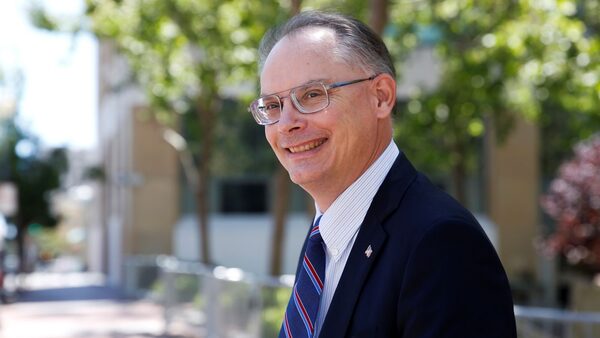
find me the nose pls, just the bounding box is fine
[277,97,304,134]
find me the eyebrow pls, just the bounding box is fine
[260,78,329,97]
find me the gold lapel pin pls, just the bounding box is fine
[365,245,373,258]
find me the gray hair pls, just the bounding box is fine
[258,11,396,78]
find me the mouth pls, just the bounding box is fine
[287,139,327,154]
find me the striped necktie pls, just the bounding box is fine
[279,216,326,338]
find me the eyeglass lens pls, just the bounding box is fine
[253,82,329,124]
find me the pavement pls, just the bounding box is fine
[0,271,179,338]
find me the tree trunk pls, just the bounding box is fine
[369,0,389,36]
[16,221,27,273]
[269,164,291,276]
[290,0,302,15]
[196,101,214,265]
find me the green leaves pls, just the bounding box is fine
[0,120,68,229]
[78,0,600,192]
[85,0,284,175]
[390,0,600,183]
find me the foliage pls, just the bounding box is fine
[541,134,600,276]
[84,0,283,149]
[387,0,600,193]
[1,59,69,271]
[0,120,68,229]
[540,102,600,178]
[76,0,293,263]
[151,274,290,335]
[82,165,106,182]
[0,117,68,271]
[30,227,70,262]
[261,286,291,337]
[302,0,369,20]
[25,0,295,178]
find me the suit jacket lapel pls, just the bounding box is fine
[319,213,387,337]
[318,152,417,337]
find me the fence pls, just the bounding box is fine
[515,306,600,338]
[123,255,600,338]
[124,255,294,337]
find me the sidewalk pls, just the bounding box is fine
[0,272,177,338]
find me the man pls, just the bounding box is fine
[249,11,516,338]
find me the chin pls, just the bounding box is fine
[288,171,317,187]
[288,173,308,186]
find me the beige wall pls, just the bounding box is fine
[98,40,180,284]
[487,116,540,281]
[130,108,179,255]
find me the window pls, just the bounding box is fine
[220,180,268,213]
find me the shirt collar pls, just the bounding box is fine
[316,140,399,261]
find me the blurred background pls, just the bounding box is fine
[0,0,599,337]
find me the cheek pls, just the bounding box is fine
[265,128,277,150]
[265,127,274,148]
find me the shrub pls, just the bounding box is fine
[541,134,600,276]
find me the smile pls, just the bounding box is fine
[288,139,326,153]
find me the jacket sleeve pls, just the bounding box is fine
[396,219,517,338]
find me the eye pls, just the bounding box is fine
[264,102,281,111]
[258,97,281,112]
[301,88,326,101]
[306,91,323,98]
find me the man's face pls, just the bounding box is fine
[260,28,389,205]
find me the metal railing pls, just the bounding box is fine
[123,255,163,299]
[124,255,294,337]
[515,305,600,338]
[123,255,600,338]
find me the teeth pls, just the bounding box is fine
[289,139,325,153]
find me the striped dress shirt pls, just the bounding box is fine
[313,140,399,336]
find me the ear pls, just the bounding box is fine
[370,73,396,119]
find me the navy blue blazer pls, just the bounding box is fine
[296,152,516,337]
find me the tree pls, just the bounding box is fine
[541,134,600,277]
[75,0,288,264]
[540,0,600,177]
[1,68,69,273]
[0,120,68,272]
[387,0,600,203]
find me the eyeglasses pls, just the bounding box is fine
[248,75,377,125]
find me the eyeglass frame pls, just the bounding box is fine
[248,74,378,125]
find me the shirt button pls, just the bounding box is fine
[330,248,339,256]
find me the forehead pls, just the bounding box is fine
[260,27,349,94]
